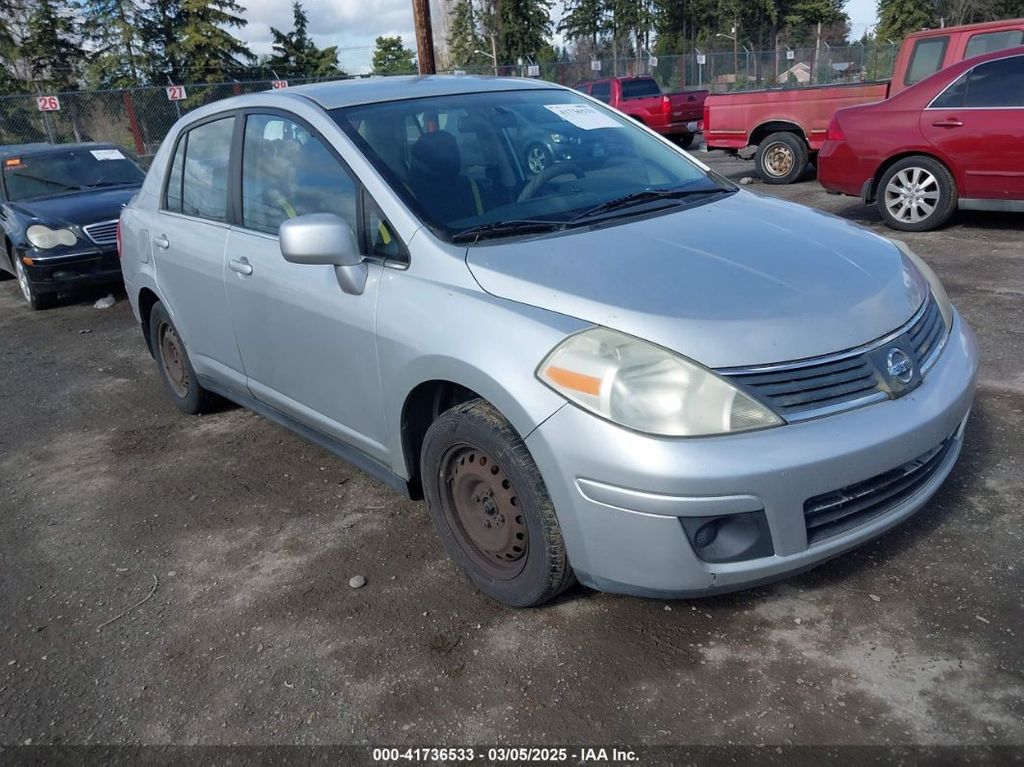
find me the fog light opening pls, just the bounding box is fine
[680,510,774,564]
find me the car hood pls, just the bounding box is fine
[465,190,929,368]
[8,186,138,228]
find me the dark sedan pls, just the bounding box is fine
[0,142,144,309]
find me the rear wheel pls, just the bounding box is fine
[13,256,54,310]
[876,155,957,232]
[421,399,575,607]
[675,132,695,150]
[755,131,808,185]
[149,301,217,414]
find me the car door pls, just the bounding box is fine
[153,115,245,387]
[223,111,390,461]
[922,54,1024,199]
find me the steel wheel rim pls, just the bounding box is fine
[884,167,940,224]
[526,146,549,174]
[439,443,529,580]
[763,143,795,177]
[14,258,32,304]
[158,321,190,398]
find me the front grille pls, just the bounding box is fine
[909,296,945,368]
[83,219,118,246]
[721,296,946,421]
[803,434,956,544]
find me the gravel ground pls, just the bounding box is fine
[1,151,1022,748]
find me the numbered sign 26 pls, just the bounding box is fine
[271,80,289,89]
[36,95,61,112]
[166,85,188,101]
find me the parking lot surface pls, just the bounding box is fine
[1,151,1022,747]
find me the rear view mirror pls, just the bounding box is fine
[279,213,367,295]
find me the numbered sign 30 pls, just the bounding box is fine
[166,85,188,101]
[36,95,61,112]
[271,80,289,89]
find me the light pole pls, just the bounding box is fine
[717,29,738,88]
[473,45,498,76]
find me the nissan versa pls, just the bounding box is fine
[119,77,978,607]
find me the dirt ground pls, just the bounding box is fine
[1,151,1022,749]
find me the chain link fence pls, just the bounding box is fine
[0,43,898,159]
[446,43,899,92]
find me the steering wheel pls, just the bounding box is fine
[517,163,585,202]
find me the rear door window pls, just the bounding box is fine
[965,30,1023,59]
[963,55,1024,107]
[905,37,949,85]
[179,118,234,222]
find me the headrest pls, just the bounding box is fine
[410,130,461,179]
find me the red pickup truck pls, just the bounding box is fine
[704,19,1024,183]
[577,76,709,149]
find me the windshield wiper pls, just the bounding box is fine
[451,219,566,243]
[7,173,82,192]
[570,187,726,222]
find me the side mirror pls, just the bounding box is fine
[279,213,367,295]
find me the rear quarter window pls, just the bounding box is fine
[621,78,662,99]
[906,37,949,85]
[965,29,1024,59]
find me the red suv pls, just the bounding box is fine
[818,46,1024,231]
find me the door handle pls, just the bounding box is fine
[931,118,963,128]
[153,234,170,249]
[229,257,253,275]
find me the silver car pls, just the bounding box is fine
[119,77,978,606]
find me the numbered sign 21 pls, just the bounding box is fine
[166,85,188,101]
[271,80,289,89]
[36,95,61,112]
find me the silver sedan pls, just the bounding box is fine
[119,76,978,606]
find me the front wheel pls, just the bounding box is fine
[421,399,575,607]
[13,256,54,310]
[523,143,551,175]
[755,131,808,185]
[876,156,957,232]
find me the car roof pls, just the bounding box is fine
[286,75,561,110]
[0,142,122,160]
[905,17,1024,40]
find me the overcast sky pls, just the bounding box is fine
[241,0,881,75]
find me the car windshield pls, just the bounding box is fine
[2,148,144,201]
[333,88,730,241]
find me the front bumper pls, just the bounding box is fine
[21,246,123,294]
[525,310,978,598]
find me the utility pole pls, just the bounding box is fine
[411,0,437,74]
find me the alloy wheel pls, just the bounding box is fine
[884,167,940,225]
[526,145,550,175]
[14,257,32,305]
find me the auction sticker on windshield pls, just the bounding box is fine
[91,149,126,161]
[543,103,622,130]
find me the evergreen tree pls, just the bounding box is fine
[163,0,256,82]
[447,0,484,67]
[21,0,83,90]
[371,35,416,75]
[558,0,605,48]
[138,0,184,82]
[79,0,146,87]
[268,0,342,78]
[499,0,552,61]
[876,0,936,42]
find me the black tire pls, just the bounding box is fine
[675,132,696,150]
[148,301,217,415]
[875,155,957,232]
[13,255,55,310]
[421,398,575,607]
[755,131,808,185]
[523,143,551,175]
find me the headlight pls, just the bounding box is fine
[27,225,77,249]
[550,133,580,145]
[892,239,952,330]
[538,327,783,437]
